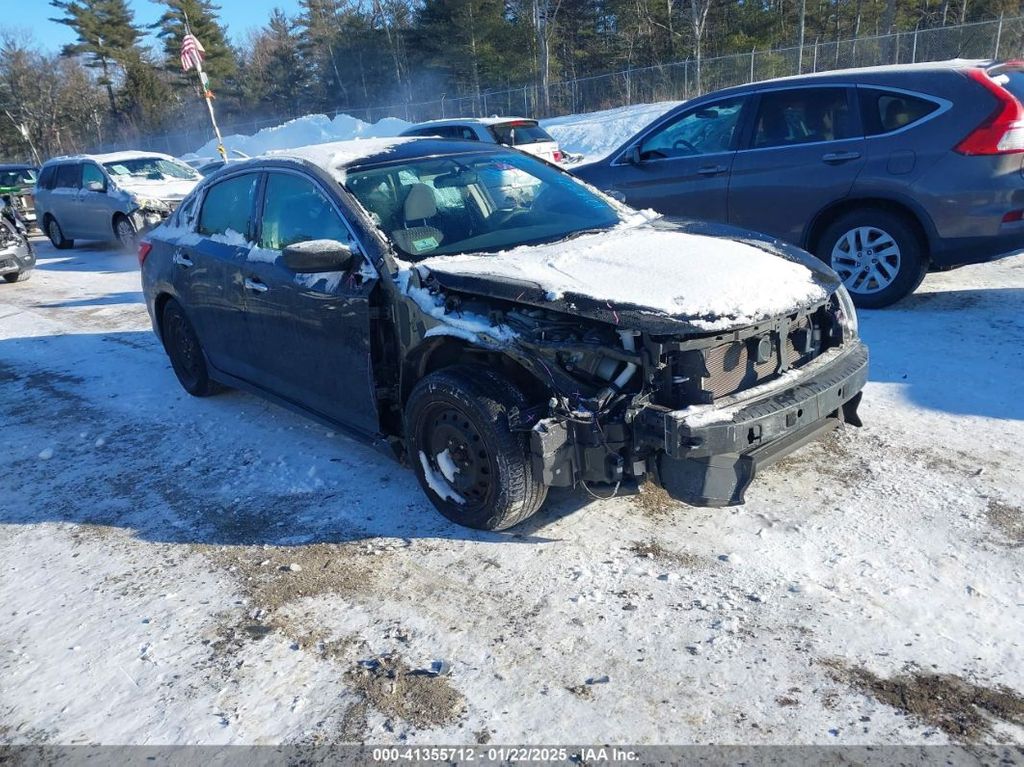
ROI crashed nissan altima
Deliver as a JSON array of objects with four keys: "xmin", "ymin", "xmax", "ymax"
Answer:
[{"xmin": 140, "ymin": 137, "xmax": 867, "ymax": 530}]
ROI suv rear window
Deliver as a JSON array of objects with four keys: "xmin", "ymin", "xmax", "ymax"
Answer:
[
  {"xmin": 54, "ymin": 163, "xmax": 81, "ymax": 189},
  {"xmin": 489, "ymin": 121, "xmax": 554, "ymax": 146},
  {"xmin": 859, "ymin": 89, "xmax": 940, "ymax": 135}
]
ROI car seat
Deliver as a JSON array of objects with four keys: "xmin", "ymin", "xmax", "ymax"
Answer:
[{"xmin": 391, "ymin": 183, "xmax": 445, "ymax": 256}]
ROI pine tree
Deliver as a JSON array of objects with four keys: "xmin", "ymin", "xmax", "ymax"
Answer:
[
  {"xmin": 151, "ymin": 0, "xmax": 238, "ymax": 87},
  {"xmin": 240, "ymin": 10, "xmax": 310, "ymax": 114},
  {"xmin": 49, "ymin": 0, "xmax": 144, "ymax": 114},
  {"xmin": 296, "ymin": 0, "xmax": 348, "ymax": 110}
]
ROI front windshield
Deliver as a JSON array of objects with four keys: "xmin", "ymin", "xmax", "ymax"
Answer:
[
  {"xmin": 0, "ymin": 168, "xmax": 36, "ymax": 187},
  {"xmin": 344, "ymin": 151, "xmax": 621, "ymax": 259},
  {"xmin": 103, "ymin": 157, "xmax": 199, "ymax": 181}
]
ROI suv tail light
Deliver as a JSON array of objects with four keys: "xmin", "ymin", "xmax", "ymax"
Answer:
[
  {"xmin": 552, "ymin": 150, "xmax": 564, "ymax": 163},
  {"xmin": 955, "ymin": 68, "xmax": 1024, "ymax": 155},
  {"xmin": 137, "ymin": 240, "xmax": 153, "ymax": 266}
]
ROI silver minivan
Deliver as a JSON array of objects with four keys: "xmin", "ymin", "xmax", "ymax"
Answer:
[{"xmin": 35, "ymin": 151, "xmax": 200, "ymax": 249}]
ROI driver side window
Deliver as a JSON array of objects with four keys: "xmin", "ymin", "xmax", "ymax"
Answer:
[
  {"xmin": 640, "ymin": 97, "xmax": 746, "ymax": 160},
  {"xmin": 259, "ymin": 172, "xmax": 350, "ymax": 250},
  {"xmin": 82, "ymin": 163, "xmax": 106, "ymax": 191}
]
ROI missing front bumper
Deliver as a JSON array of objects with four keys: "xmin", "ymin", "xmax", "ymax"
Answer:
[{"xmin": 655, "ymin": 342, "xmax": 868, "ymax": 506}]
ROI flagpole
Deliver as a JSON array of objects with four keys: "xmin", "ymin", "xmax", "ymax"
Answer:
[{"xmin": 182, "ymin": 12, "xmax": 227, "ymax": 162}]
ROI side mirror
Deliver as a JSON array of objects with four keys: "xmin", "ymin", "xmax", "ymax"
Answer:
[
  {"xmin": 627, "ymin": 145, "xmax": 642, "ymax": 165},
  {"xmin": 86, "ymin": 180, "xmax": 105, "ymax": 192},
  {"xmin": 281, "ymin": 239, "xmax": 355, "ymax": 273}
]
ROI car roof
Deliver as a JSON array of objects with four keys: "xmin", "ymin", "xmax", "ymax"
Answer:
[
  {"xmin": 42, "ymin": 150, "xmax": 181, "ymax": 166},
  {"xmin": 703, "ymin": 58, "xmax": 991, "ymax": 99},
  {"xmin": 261, "ymin": 137, "xmax": 504, "ymax": 175},
  {"xmin": 403, "ymin": 116, "xmax": 536, "ymax": 130}
]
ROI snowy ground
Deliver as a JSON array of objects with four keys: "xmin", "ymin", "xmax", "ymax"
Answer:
[{"xmin": 1, "ymin": 237, "xmax": 1023, "ymax": 745}]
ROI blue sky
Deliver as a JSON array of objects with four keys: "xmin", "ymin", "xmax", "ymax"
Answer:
[{"xmin": 18, "ymin": 1, "xmax": 295, "ymax": 51}]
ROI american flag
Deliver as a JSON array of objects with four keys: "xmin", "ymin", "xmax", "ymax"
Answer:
[{"xmin": 180, "ymin": 33, "xmax": 206, "ymax": 72}]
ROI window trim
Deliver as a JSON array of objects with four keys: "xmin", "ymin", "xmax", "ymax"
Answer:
[
  {"xmin": 855, "ymin": 84, "xmax": 953, "ymax": 138},
  {"xmin": 611, "ymin": 95, "xmax": 753, "ymax": 166}
]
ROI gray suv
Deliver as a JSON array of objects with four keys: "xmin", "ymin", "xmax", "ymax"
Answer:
[
  {"xmin": 574, "ymin": 60, "xmax": 1024, "ymax": 307},
  {"xmin": 35, "ymin": 152, "xmax": 200, "ymax": 250}
]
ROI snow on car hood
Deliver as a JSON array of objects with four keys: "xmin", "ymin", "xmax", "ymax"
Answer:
[
  {"xmin": 417, "ymin": 218, "xmax": 839, "ymax": 332},
  {"xmin": 111, "ymin": 176, "xmax": 199, "ymax": 201}
]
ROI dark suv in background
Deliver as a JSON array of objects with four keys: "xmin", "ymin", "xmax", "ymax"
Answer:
[{"xmin": 574, "ymin": 60, "xmax": 1024, "ymax": 307}]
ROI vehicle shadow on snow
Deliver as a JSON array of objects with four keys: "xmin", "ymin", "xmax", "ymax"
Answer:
[
  {"xmin": 0, "ymin": 330, "xmax": 588, "ymax": 548},
  {"xmin": 31, "ymin": 239, "xmax": 137, "ymax": 274},
  {"xmin": 859, "ymin": 286, "xmax": 1024, "ymax": 421},
  {"xmin": 36, "ymin": 291, "xmax": 144, "ymax": 308}
]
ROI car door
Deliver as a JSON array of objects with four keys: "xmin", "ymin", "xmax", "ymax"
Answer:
[
  {"xmin": 174, "ymin": 171, "xmax": 258, "ymax": 379},
  {"xmin": 77, "ymin": 162, "xmax": 113, "ymax": 239},
  {"xmin": 50, "ymin": 163, "xmax": 84, "ymax": 236},
  {"xmin": 598, "ymin": 95, "xmax": 750, "ymax": 221},
  {"xmin": 728, "ymin": 86, "xmax": 866, "ymax": 245},
  {"xmin": 241, "ymin": 169, "xmax": 380, "ymax": 435}
]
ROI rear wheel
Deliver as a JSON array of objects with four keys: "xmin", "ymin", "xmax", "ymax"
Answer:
[
  {"xmin": 405, "ymin": 366, "xmax": 547, "ymax": 531},
  {"xmin": 160, "ymin": 299, "xmax": 223, "ymax": 397},
  {"xmin": 114, "ymin": 214, "xmax": 137, "ymax": 250},
  {"xmin": 3, "ymin": 270, "xmax": 31, "ymax": 283},
  {"xmin": 816, "ymin": 209, "xmax": 927, "ymax": 308},
  {"xmin": 45, "ymin": 216, "xmax": 73, "ymax": 250}
]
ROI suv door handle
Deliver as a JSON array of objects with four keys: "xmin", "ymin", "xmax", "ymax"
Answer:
[
  {"xmin": 172, "ymin": 250, "xmax": 193, "ymax": 267},
  {"xmin": 698, "ymin": 164, "xmax": 729, "ymax": 176},
  {"xmin": 821, "ymin": 151, "xmax": 862, "ymax": 164},
  {"xmin": 244, "ymin": 277, "xmax": 268, "ymax": 293}
]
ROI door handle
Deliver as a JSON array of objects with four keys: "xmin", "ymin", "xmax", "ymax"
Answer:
[
  {"xmin": 244, "ymin": 277, "xmax": 268, "ymax": 293},
  {"xmin": 172, "ymin": 250, "xmax": 193, "ymax": 267},
  {"xmin": 821, "ymin": 151, "xmax": 861, "ymax": 164},
  {"xmin": 698, "ymin": 164, "xmax": 729, "ymax": 176}
]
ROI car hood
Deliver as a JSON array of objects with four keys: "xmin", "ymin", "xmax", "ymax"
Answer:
[
  {"xmin": 112, "ymin": 176, "xmax": 199, "ymax": 201},
  {"xmin": 416, "ymin": 218, "xmax": 841, "ymax": 334}
]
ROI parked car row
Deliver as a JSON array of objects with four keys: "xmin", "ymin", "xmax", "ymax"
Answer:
[{"xmin": 8, "ymin": 59, "xmax": 1022, "ymax": 533}]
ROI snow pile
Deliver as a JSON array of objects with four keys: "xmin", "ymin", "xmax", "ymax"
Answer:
[
  {"xmin": 541, "ymin": 101, "xmax": 681, "ymax": 162},
  {"xmin": 188, "ymin": 102, "xmax": 679, "ymax": 164},
  {"xmin": 421, "ymin": 224, "xmax": 829, "ymax": 329},
  {"xmin": 192, "ymin": 113, "xmax": 411, "ymax": 159}
]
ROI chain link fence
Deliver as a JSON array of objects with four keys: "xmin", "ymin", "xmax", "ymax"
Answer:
[{"xmin": 120, "ymin": 14, "xmax": 1024, "ymax": 158}]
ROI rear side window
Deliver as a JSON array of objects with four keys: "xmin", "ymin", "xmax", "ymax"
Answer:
[
  {"xmin": 259, "ymin": 173, "xmax": 349, "ymax": 250},
  {"xmin": 489, "ymin": 122, "xmax": 553, "ymax": 146},
  {"xmin": 54, "ymin": 163, "xmax": 82, "ymax": 189},
  {"xmin": 198, "ymin": 173, "xmax": 259, "ymax": 238},
  {"xmin": 37, "ymin": 165, "xmax": 56, "ymax": 190},
  {"xmin": 859, "ymin": 89, "xmax": 940, "ymax": 135},
  {"xmin": 752, "ymin": 88, "xmax": 856, "ymax": 148}
]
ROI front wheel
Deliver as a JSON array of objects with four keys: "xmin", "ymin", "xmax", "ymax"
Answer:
[
  {"xmin": 160, "ymin": 299, "xmax": 223, "ymax": 397},
  {"xmin": 816, "ymin": 210, "xmax": 927, "ymax": 308},
  {"xmin": 3, "ymin": 270, "xmax": 31, "ymax": 283},
  {"xmin": 405, "ymin": 366, "xmax": 547, "ymax": 530}
]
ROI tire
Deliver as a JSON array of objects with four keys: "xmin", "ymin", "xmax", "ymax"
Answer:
[
  {"xmin": 114, "ymin": 214, "xmax": 137, "ymax": 250},
  {"xmin": 3, "ymin": 270, "xmax": 31, "ymax": 283},
  {"xmin": 45, "ymin": 216, "xmax": 73, "ymax": 250},
  {"xmin": 816, "ymin": 209, "xmax": 928, "ymax": 308},
  {"xmin": 405, "ymin": 366, "xmax": 548, "ymax": 531},
  {"xmin": 160, "ymin": 299, "xmax": 223, "ymax": 397}
]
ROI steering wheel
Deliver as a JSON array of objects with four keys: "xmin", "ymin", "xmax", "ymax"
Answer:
[
  {"xmin": 490, "ymin": 207, "xmax": 530, "ymax": 227},
  {"xmin": 672, "ymin": 138, "xmax": 698, "ymax": 153}
]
